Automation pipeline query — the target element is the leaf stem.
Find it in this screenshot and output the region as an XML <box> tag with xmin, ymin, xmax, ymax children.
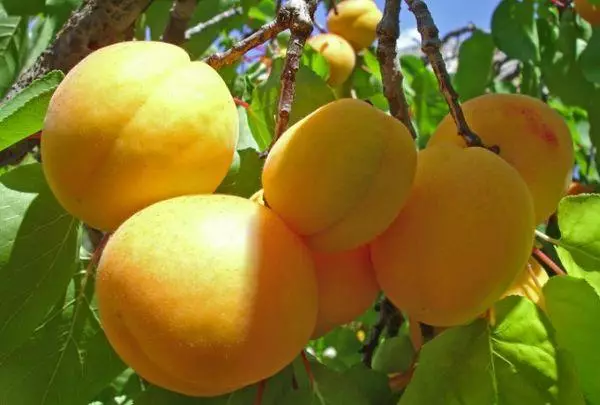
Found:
<box><xmin>532</xmin><ymin>248</ymin><xmax>567</xmax><ymax>276</ymax></box>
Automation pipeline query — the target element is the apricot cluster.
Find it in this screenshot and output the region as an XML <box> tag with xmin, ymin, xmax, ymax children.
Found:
<box><xmin>307</xmin><ymin>0</ymin><xmax>383</xmax><ymax>87</ymax></box>
<box><xmin>41</xmin><ymin>39</ymin><xmax>574</xmax><ymax>398</ymax></box>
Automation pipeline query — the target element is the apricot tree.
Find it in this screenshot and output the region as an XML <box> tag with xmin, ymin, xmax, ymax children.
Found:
<box><xmin>0</xmin><ymin>0</ymin><xmax>599</xmax><ymax>404</ymax></box>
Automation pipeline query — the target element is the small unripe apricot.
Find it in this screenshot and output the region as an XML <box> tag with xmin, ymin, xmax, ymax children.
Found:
<box><xmin>327</xmin><ymin>0</ymin><xmax>383</xmax><ymax>51</ymax></box>
<box><xmin>307</xmin><ymin>33</ymin><xmax>356</xmax><ymax>86</ymax></box>
<box><xmin>428</xmin><ymin>93</ymin><xmax>574</xmax><ymax>224</ymax></box>
<box><xmin>574</xmin><ymin>0</ymin><xmax>600</xmax><ymax>26</ymax></box>
<box><xmin>262</xmin><ymin>98</ymin><xmax>417</xmax><ymax>252</ymax></box>
<box><xmin>96</xmin><ymin>195</ymin><xmax>318</xmax><ymax>397</ymax></box>
<box><xmin>311</xmin><ymin>245</ymin><xmax>380</xmax><ymax>339</ymax></box>
<box><xmin>42</xmin><ymin>41</ymin><xmax>239</xmax><ymax>231</ymax></box>
<box><xmin>371</xmin><ymin>143</ymin><xmax>535</xmax><ymax>327</ymax></box>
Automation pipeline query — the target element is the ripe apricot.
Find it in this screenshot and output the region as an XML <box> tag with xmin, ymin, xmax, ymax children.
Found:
<box><xmin>428</xmin><ymin>93</ymin><xmax>574</xmax><ymax>224</ymax></box>
<box><xmin>311</xmin><ymin>245</ymin><xmax>380</xmax><ymax>338</ymax></box>
<box><xmin>327</xmin><ymin>0</ymin><xmax>383</xmax><ymax>51</ymax></box>
<box><xmin>42</xmin><ymin>41</ymin><xmax>238</xmax><ymax>231</ymax></box>
<box><xmin>95</xmin><ymin>194</ymin><xmax>318</xmax><ymax>397</ymax></box>
<box><xmin>307</xmin><ymin>33</ymin><xmax>356</xmax><ymax>86</ymax></box>
<box><xmin>262</xmin><ymin>98</ymin><xmax>417</xmax><ymax>252</ymax></box>
<box><xmin>371</xmin><ymin>143</ymin><xmax>535</xmax><ymax>327</ymax></box>
<box><xmin>574</xmin><ymin>0</ymin><xmax>600</xmax><ymax>26</ymax></box>
<box><xmin>501</xmin><ymin>257</ymin><xmax>549</xmax><ymax>310</ymax></box>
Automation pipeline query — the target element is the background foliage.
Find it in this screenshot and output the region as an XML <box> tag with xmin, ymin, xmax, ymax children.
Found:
<box><xmin>0</xmin><ymin>0</ymin><xmax>599</xmax><ymax>404</ymax></box>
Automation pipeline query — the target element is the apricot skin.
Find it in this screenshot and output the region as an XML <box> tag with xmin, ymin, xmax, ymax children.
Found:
<box><xmin>575</xmin><ymin>0</ymin><xmax>600</xmax><ymax>26</ymax></box>
<box><xmin>327</xmin><ymin>0</ymin><xmax>383</xmax><ymax>51</ymax></box>
<box><xmin>95</xmin><ymin>195</ymin><xmax>318</xmax><ymax>397</ymax></box>
<box><xmin>41</xmin><ymin>41</ymin><xmax>239</xmax><ymax>231</ymax></box>
<box><xmin>428</xmin><ymin>93</ymin><xmax>574</xmax><ymax>224</ymax></box>
<box><xmin>371</xmin><ymin>143</ymin><xmax>535</xmax><ymax>327</ymax></box>
<box><xmin>311</xmin><ymin>245</ymin><xmax>380</xmax><ymax>339</ymax></box>
<box><xmin>262</xmin><ymin>98</ymin><xmax>417</xmax><ymax>252</ymax></box>
<box><xmin>307</xmin><ymin>33</ymin><xmax>356</xmax><ymax>86</ymax></box>
<box><xmin>502</xmin><ymin>257</ymin><xmax>549</xmax><ymax>310</ymax></box>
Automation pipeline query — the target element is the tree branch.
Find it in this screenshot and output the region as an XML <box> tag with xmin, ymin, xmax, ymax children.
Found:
<box><xmin>404</xmin><ymin>0</ymin><xmax>485</xmax><ymax>148</ymax></box>
<box><xmin>3</xmin><ymin>0</ymin><xmax>153</xmax><ymax>103</ymax></box>
<box><xmin>185</xmin><ymin>7</ymin><xmax>242</xmax><ymax>39</ymax></box>
<box><xmin>162</xmin><ymin>0</ymin><xmax>197</xmax><ymax>45</ymax></box>
<box><xmin>204</xmin><ymin>18</ymin><xmax>288</xmax><ymax>69</ymax></box>
<box><xmin>271</xmin><ymin>0</ymin><xmax>317</xmax><ymax>147</ymax></box>
<box><xmin>360</xmin><ymin>297</ymin><xmax>403</xmax><ymax>367</ymax></box>
<box><xmin>376</xmin><ymin>0</ymin><xmax>417</xmax><ymax>139</ymax></box>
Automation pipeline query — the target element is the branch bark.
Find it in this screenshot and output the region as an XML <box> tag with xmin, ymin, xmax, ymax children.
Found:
<box><xmin>360</xmin><ymin>297</ymin><xmax>403</xmax><ymax>367</ymax></box>
<box><xmin>405</xmin><ymin>0</ymin><xmax>484</xmax><ymax>148</ymax></box>
<box><xmin>3</xmin><ymin>0</ymin><xmax>153</xmax><ymax>103</ymax></box>
<box><xmin>376</xmin><ymin>0</ymin><xmax>417</xmax><ymax>139</ymax></box>
<box><xmin>185</xmin><ymin>7</ymin><xmax>243</xmax><ymax>39</ymax></box>
<box><xmin>162</xmin><ymin>0</ymin><xmax>198</xmax><ymax>45</ymax></box>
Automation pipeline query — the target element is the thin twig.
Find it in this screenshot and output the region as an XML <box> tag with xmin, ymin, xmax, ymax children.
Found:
<box><xmin>185</xmin><ymin>7</ymin><xmax>243</xmax><ymax>39</ymax></box>
<box><xmin>3</xmin><ymin>0</ymin><xmax>153</xmax><ymax>103</ymax></box>
<box><xmin>360</xmin><ymin>297</ymin><xmax>403</xmax><ymax>367</ymax></box>
<box><xmin>162</xmin><ymin>0</ymin><xmax>197</xmax><ymax>45</ymax></box>
<box><xmin>204</xmin><ymin>18</ymin><xmax>288</xmax><ymax>69</ymax></box>
<box><xmin>405</xmin><ymin>0</ymin><xmax>485</xmax><ymax>149</ymax></box>
<box><xmin>376</xmin><ymin>0</ymin><xmax>417</xmax><ymax>139</ymax></box>
<box><xmin>532</xmin><ymin>248</ymin><xmax>567</xmax><ymax>276</ymax></box>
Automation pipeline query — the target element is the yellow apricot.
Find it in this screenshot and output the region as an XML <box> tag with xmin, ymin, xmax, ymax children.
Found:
<box><xmin>575</xmin><ymin>0</ymin><xmax>600</xmax><ymax>25</ymax></box>
<box><xmin>502</xmin><ymin>257</ymin><xmax>549</xmax><ymax>310</ymax></box>
<box><xmin>262</xmin><ymin>98</ymin><xmax>417</xmax><ymax>252</ymax></box>
<box><xmin>41</xmin><ymin>41</ymin><xmax>238</xmax><ymax>231</ymax></box>
<box><xmin>371</xmin><ymin>143</ymin><xmax>535</xmax><ymax>327</ymax></box>
<box><xmin>311</xmin><ymin>245</ymin><xmax>380</xmax><ymax>339</ymax></box>
<box><xmin>428</xmin><ymin>93</ymin><xmax>574</xmax><ymax>224</ymax></box>
<box><xmin>307</xmin><ymin>33</ymin><xmax>356</xmax><ymax>86</ymax></box>
<box><xmin>95</xmin><ymin>194</ymin><xmax>318</xmax><ymax>397</ymax></box>
<box><xmin>327</xmin><ymin>0</ymin><xmax>383</xmax><ymax>51</ymax></box>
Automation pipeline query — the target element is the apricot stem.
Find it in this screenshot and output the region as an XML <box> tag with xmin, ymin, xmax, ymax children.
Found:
<box><xmin>301</xmin><ymin>351</ymin><xmax>314</xmax><ymax>385</ymax></box>
<box><xmin>532</xmin><ymin>248</ymin><xmax>567</xmax><ymax>276</ymax></box>
<box><xmin>376</xmin><ymin>0</ymin><xmax>417</xmax><ymax>139</ymax></box>
<box><xmin>253</xmin><ymin>380</ymin><xmax>266</xmax><ymax>405</ymax></box>
<box><xmin>534</xmin><ymin>229</ymin><xmax>564</xmax><ymax>248</ymax></box>
<box><xmin>405</xmin><ymin>0</ymin><xmax>489</xmax><ymax>149</ymax></box>
<box><xmin>408</xmin><ymin>316</ymin><xmax>423</xmax><ymax>351</ymax></box>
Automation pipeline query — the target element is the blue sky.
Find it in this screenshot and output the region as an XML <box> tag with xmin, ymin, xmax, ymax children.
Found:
<box><xmin>314</xmin><ymin>0</ymin><xmax>501</xmax><ymax>39</ymax></box>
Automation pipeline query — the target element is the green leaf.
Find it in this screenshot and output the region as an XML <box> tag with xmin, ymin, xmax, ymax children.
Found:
<box><xmin>247</xmin><ymin>58</ymin><xmax>336</xmax><ymax>151</ymax></box>
<box><xmin>399</xmin><ymin>296</ymin><xmax>584</xmax><ymax>405</ymax></box>
<box><xmin>520</xmin><ymin>61</ymin><xmax>541</xmax><ymax>98</ymax></box>
<box><xmin>372</xmin><ymin>334</ymin><xmax>414</xmax><ymax>374</ymax></box>
<box><xmin>342</xmin><ymin>365</ymin><xmax>394</xmax><ymax>405</ymax></box>
<box><xmin>544</xmin><ymin>276</ymin><xmax>600</xmax><ymax>405</ymax></box>
<box><xmin>2</xmin><ymin>0</ymin><xmax>45</xmax><ymax>16</ymax></box>
<box><xmin>588</xmin><ymin>90</ymin><xmax>600</xmax><ymax>169</ymax></box>
<box><xmin>0</xmin><ymin>16</ymin><xmax>25</xmax><ymax>98</ymax></box>
<box><xmin>0</xmin><ymin>163</ymin><xmax>79</xmax><ymax>359</ymax></box>
<box><xmin>580</xmin><ymin>27</ymin><xmax>600</xmax><ymax>84</ymax></box>
<box><xmin>557</xmin><ymin>195</ymin><xmax>600</xmax><ymax>272</ymax></box>
<box><xmin>135</xmin><ymin>383</ymin><xmax>259</xmax><ymax>404</ymax></box>
<box><xmin>0</xmin><ymin>70</ymin><xmax>64</xmax><ymax>151</ymax></box>
<box><xmin>311</xmin><ymin>362</ymin><xmax>370</xmax><ymax>405</ymax></box>
<box><xmin>453</xmin><ymin>30</ymin><xmax>495</xmax><ymax>101</ymax></box>
<box><xmin>20</xmin><ymin>16</ymin><xmax>56</xmax><ymax>72</ymax></box>
<box><xmin>278</xmin><ymin>387</ymin><xmax>319</xmax><ymax>404</ymax></box>
<box><xmin>302</xmin><ymin>45</ymin><xmax>330</xmax><ymax>82</ymax></box>
<box><xmin>491</xmin><ymin>0</ymin><xmax>539</xmax><ymax>63</ymax></box>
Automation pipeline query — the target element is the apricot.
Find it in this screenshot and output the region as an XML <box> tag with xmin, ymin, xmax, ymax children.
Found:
<box><xmin>307</xmin><ymin>33</ymin><xmax>356</xmax><ymax>86</ymax></box>
<box><xmin>95</xmin><ymin>194</ymin><xmax>318</xmax><ymax>397</ymax></box>
<box><xmin>428</xmin><ymin>93</ymin><xmax>574</xmax><ymax>224</ymax></box>
<box><xmin>327</xmin><ymin>0</ymin><xmax>383</xmax><ymax>51</ymax></box>
<box><xmin>41</xmin><ymin>41</ymin><xmax>239</xmax><ymax>231</ymax></box>
<box><xmin>371</xmin><ymin>143</ymin><xmax>535</xmax><ymax>327</ymax></box>
<box><xmin>262</xmin><ymin>98</ymin><xmax>417</xmax><ymax>252</ymax></box>
<box><xmin>574</xmin><ymin>0</ymin><xmax>600</xmax><ymax>26</ymax></box>
<box><xmin>501</xmin><ymin>257</ymin><xmax>549</xmax><ymax>310</ymax></box>
<box><xmin>311</xmin><ymin>245</ymin><xmax>380</xmax><ymax>338</ymax></box>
